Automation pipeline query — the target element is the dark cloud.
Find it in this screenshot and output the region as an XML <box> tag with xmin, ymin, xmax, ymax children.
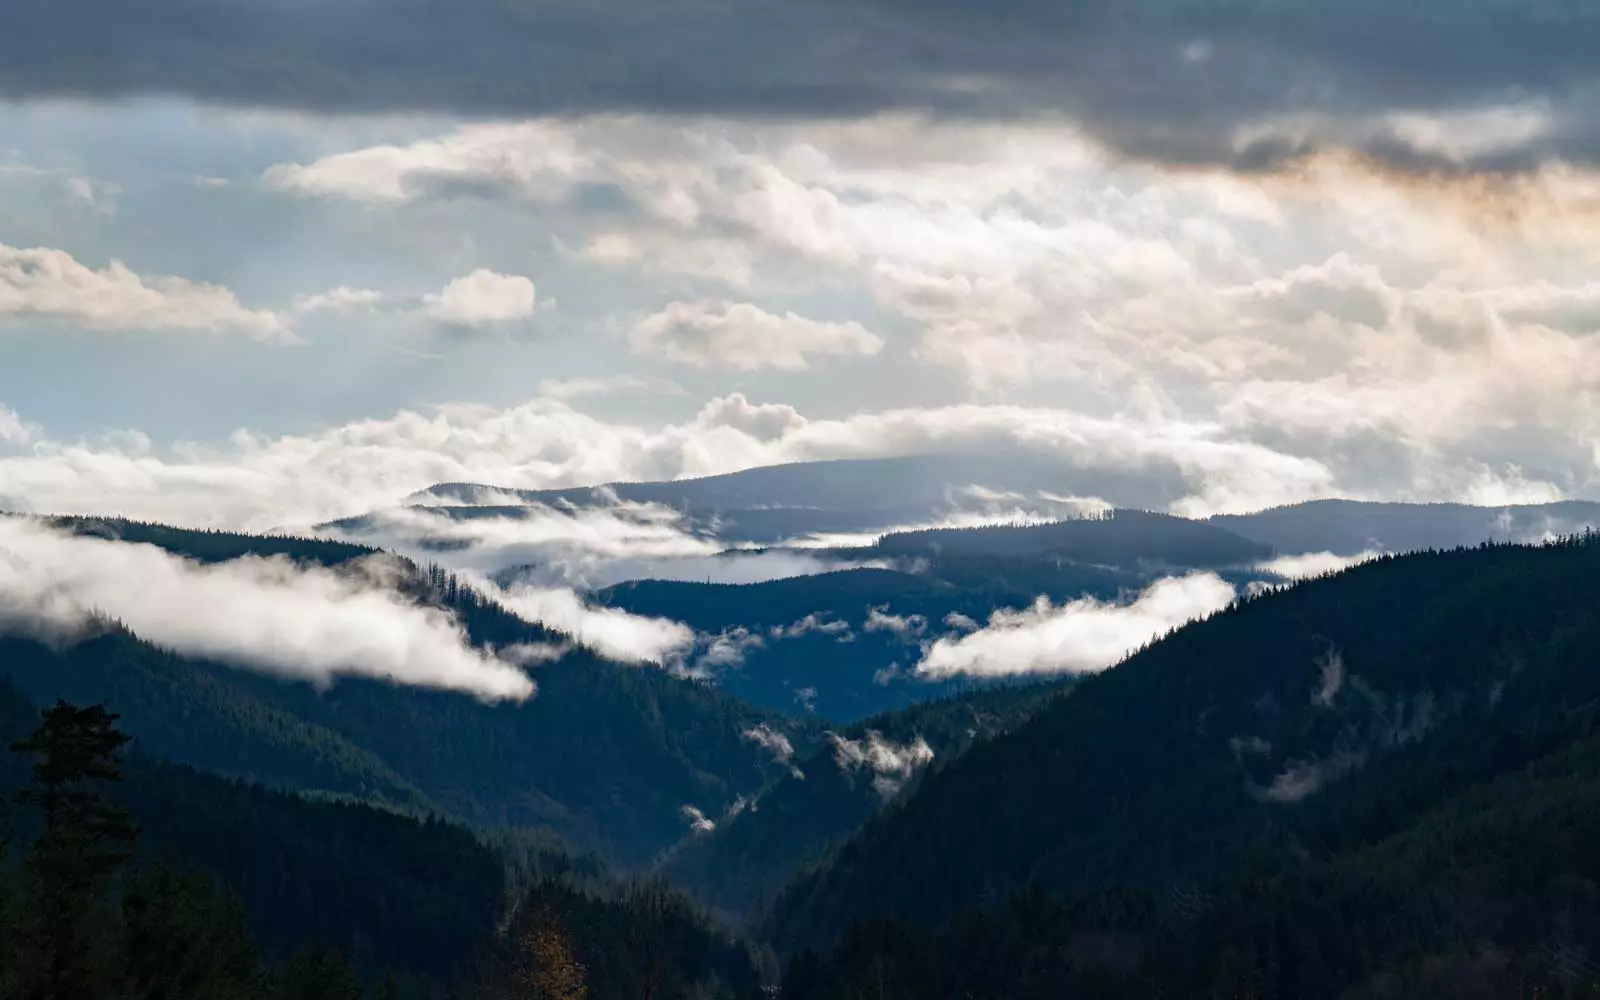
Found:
<box><xmin>5</xmin><ymin>0</ymin><xmax>1600</xmax><ymax>171</ymax></box>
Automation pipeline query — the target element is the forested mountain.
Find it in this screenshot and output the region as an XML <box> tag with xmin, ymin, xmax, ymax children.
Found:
<box><xmin>767</xmin><ymin>536</ymin><xmax>1600</xmax><ymax>961</ymax></box>
<box><xmin>0</xmin><ymin>684</ymin><xmax>768</xmax><ymax>999</ymax></box>
<box><xmin>872</xmin><ymin>510</ymin><xmax>1272</xmax><ymax>567</ymax></box>
<box><xmin>1212</xmin><ymin>498</ymin><xmax>1600</xmax><ymax>556</ymax></box>
<box><xmin>0</xmin><ymin>519</ymin><xmax>802</xmax><ymax>866</ymax></box>
<box><xmin>594</xmin><ymin>564</ymin><xmax>1136</xmax><ymax>719</ymax></box>
<box><xmin>663</xmin><ymin>682</ymin><xmax>1067</xmax><ymax>923</ymax></box>
<box><xmin>410</xmin><ymin>451</ymin><xmax>1194</xmax><ymax>544</ymax></box>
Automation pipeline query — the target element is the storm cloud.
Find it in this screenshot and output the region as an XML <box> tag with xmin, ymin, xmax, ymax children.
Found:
<box><xmin>4</xmin><ymin>1</ymin><xmax>1600</xmax><ymax>173</ymax></box>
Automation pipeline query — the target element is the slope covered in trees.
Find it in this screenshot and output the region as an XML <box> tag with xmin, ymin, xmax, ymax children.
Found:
<box><xmin>663</xmin><ymin>682</ymin><xmax>1067</xmax><ymax>922</ymax></box>
<box><xmin>0</xmin><ymin>521</ymin><xmax>800</xmax><ymax>866</ymax></box>
<box><xmin>1211</xmin><ymin>498</ymin><xmax>1600</xmax><ymax>556</ymax></box>
<box><xmin>767</xmin><ymin>536</ymin><xmax>1600</xmax><ymax>955</ymax></box>
<box><xmin>874</xmin><ymin>510</ymin><xmax>1272</xmax><ymax>567</ymax></box>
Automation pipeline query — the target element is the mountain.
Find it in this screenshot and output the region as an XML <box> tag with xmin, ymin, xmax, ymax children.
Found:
<box><xmin>592</xmin><ymin>563</ymin><xmax>1137</xmax><ymax>720</ymax></box>
<box><xmin>661</xmin><ymin>682</ymin><xmax>1067</xmax><ymax>923</ymax></box>
<box><xmin>0</xmin><ymin>518</ymin><xmax>806</xmax><ymax>867</ymax></box>
<box><xmin>765</xmin><ymin>535</ymin><xmax>1600</xmax><ymax>953</ymax></box>
<box><xmin>872</xmin><ymin>509</ymin><xmax>1272</xmax><ymax>567</ymax></box>
<box><xmin>408</xmin><ymin>451</ymin><xmax>1197</xmax><ymax>545</ymax></box>
<box><xmin>0</xmin><ymin>677</ymin><xmax>504</xmax><ymax>983</ymax></box>
<box><xmin>592</xmin><ymin>514</ymin><xmax>1272</xmax><ymax>720</ymax></box>
<box><xmin>1212</xmin><ymin>498</ymin><xmax>1600</xmax><ymax>556</ymax></box>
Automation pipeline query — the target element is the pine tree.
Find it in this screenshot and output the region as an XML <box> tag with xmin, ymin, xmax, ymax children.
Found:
<box><xmin>10</xmin><ymin>700</ymin><xmax>137</xmax><ymax>1000</ymax></box>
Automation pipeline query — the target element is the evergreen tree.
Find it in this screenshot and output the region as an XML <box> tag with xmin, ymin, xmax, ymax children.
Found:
<box><xmin>9</xmin><ymin>700</ymin><xmax>137</xmax><ymax>1000</ymax></box>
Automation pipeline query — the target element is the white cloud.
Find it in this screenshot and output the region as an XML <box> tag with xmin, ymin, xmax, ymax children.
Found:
<box><xmin>1259</xmin><ymin>550</ymin><xmax>1384</xmax><ymax>580</ymax></box>
<box><xmin>630</xmin><ymin>299</ymin><xmax>883</xmax><ymax>370</ymax></box>
<box><xmin>916</xmin><ymin>573</ymin><xmax>1237</xmax><ymax>679</ymax></box>
<box><xmin>0</xmin><ymin>406</ymin><xmax>34</xmax><ymax>447</ymax></box>
<box><xmin>293</xmin><ymin>286</ymin><xmax>384</xmax><ymax>314</ymax></box>
<box><xmin>697</xmin><ymin>626</ymin><xmax>766</xmax><ymax>670</ymax></box>
<box><xmin>0</xmin><ymin>244</ymin><xmax>290</xmax><ymax>340</ymax></box>
<box><xmin>474</xmin><ymin>577</ymin><xmax>694</xmax><ymax>666</ymax></box>
<box><xmin>680</xmin><ymin>804</ymin><xmax>716</xmax><ymax>834</ymax></box>
<box><xmin>863</xmin><ymin>607</ymin><xmax>928</xmax><ymax>639</ymax></box>
<box><xmin>424</xmin><ymin>269</ymin><xmax>536</xmax><ymax>326</ymax></box>
<box><xmin>742</xmin><ymin>723</ymin><xmax>802</xmax><ymax>777</ymax></box>
<box><xmin>537</xmin><ymin>375</ymin><xmax>685</xmax><ymax>400</ymax></box>
<box><xmin>0</xmin><ymin>518</ymin><xmax>533</xmax><ymax>701</ymax></box>
<box><xmin>827</xmin><ymin>730</ymin><xmax>935</xmax><ymax>798</ymax></box>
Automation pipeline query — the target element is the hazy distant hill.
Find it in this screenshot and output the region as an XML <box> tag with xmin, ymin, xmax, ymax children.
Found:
<box><xmin>1212</xmin><ymin>498</ymin><xmax>1600</xmax><ymax>555</ymax></box>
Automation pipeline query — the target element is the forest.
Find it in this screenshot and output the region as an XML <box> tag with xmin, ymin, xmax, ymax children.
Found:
<box><xmin>5</xmin><ymin>516</ymin><xmax>1600</xmax><ymax>997</ymax></box>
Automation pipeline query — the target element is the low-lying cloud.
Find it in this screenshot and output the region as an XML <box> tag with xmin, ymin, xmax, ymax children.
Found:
<box><xmin>1260</xmin><ymin>550</ymin><xmax>1384</xmax><ymax>581</ymax></box>
<box><xmin>828</xmin><ymin>730</ymin><xmax>936</xmax><ymax>799</ymax></box>
<box><xmin>473</xmin><ymin>576</ymin><xmax>694</xmax><ymax>666</ymax></box>
<box><xmin>916</xmin><ymin>573</ymin><xmax>1237</xmax><ymax>679</ymax></box>
<box><xmin>0</xmin><ymin>518</ymin><xmax>534</xmax><ymax>701</ymax></box>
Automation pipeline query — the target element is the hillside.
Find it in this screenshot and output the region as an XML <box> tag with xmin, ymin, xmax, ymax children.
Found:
<box><xmin>662</xmin><ymin>682</ymin><xmax>1067</xmax><ymax>923</ymax></box>
<box><xmin>594</xmin><ymin>564</ymin><xmax>1142</xmax><ymax>719</ymax></box>
<box><xmin>0</xmin><ymin>519</ymin><xmax>804</xmax><ymax>867</ymax></box>
<box><xmin>874</xmin><ymin>510</ymin><xmax>1272</xmax><ymax>566</ymax></box>
<box><xmin>766</xmin><ymin>536</ymin><xmax>1600</xmax><ymax>952</ymax></box>
<box><xmin>1212</xmin><ymin>498</ymin><xmax>1600</xmax><ymax>556</ymax></box>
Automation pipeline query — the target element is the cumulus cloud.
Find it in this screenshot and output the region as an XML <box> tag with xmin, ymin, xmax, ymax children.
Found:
<box><xmin>424</xmin><ymin>269</ymin><xmax>536</xmax><ymax>327</ymax></box>
<box><xmin>916</xmin><ymin>573</ymin><xmax>1237</xmax><ymax>679</ymax></box>
<box><xmin>0</xmin><ymin>244</ymin><xmax>290</xmax><ymax>340</ymax></box>
<box><xmin>0</xmin><ymin>518</ymin><xmax>533</xmax><ymax>701</ymax></box>
<box><xmin>474</xmin><ymin>578</ymin><xmax>694</xmax><ymax>666</ymax></box>
<box><xmin>828</xmin><ymin>730</ymin><xmax>935</xmax><ymax>798</ymax></box>
<box><xmin>630</xmin><ymin>299</ymin><xmax>883</xmax><ymax>371</ymax></box>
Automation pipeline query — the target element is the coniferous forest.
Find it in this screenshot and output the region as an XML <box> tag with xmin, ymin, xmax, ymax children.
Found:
<box><xmin>5</xmin><ymin>514</ymin><xmax>1600</xmax><ymax>997</ymax></box>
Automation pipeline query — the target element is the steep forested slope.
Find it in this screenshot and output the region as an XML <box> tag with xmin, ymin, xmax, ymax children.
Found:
<box><xmin>663</xmin><ymin>682</ymin><xmax>1067</xmax><ymax>921</ymax></box>
<box><xmin>768</xmin><ymin>536</ymin><xmax>1600</xmax><ymax>951</ymax></box>
<box><xmin>0</xmin><ymin>520</ymin><xmax>800</xmax><ymax>866</ymax></box>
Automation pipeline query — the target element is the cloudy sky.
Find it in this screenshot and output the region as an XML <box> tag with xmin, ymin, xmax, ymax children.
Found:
<box><xmin>4</xmin><ymin>0</ymin><xmax>1600</xmax><ymax>531</ymax></box>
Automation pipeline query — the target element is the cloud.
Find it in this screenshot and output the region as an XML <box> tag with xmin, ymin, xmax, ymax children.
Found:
<box><xmin>424</xmin><ymin>269</ymin><xmax>537</xmax><ymax>327</ymax></box>
<box><xmin>630</xmin><ymin>299</ymin><xmax>883</xmax><ymax>371</ymax></box>
<box><xmin>863</xmin><ymin>607</ymin><xmax>927</xmax><ymax>639</ymax></box>
<box><xmin>1311</xmin><ymin>648</ymin><xmax>1345</xmax><ymax>708</ymax></box>
<box><xmin>0</xmin><ymin>244</ymin><xmax>290</xmax><ymax>340</ymax></box>
<box><xmin>0</xmin><ymin>517</ymin><xmax>533</xmax><ymax>701</ymax></box>
<box><xmin>916</xmin><ymin>573</ymin><xmax>1236</xmax><ymax>679</ymax></box>
<box><xmin>680</xmin><ymin>804</ymin><xmax>716</xmax><ymax>834</ymax></box>
<box><xmin>743</xmin><ymin>723</ymin><xmax>802</xmax><ymax>777</ymax></box>
<box><xmin>13</xmin><ymin>0</ymin><xmax>1600</xmax><ymax>176</ymax></box>
<box><xmin>696</xmin><ymin>626</ymin><xmax>766</xmax><ymax>670</ymax></box>
<box><xmin>1259</xmin><ymin>550</ymin><xmax>1385</xmax><ymax>581</ymax></box>
<box><xmin>321</xmin><ymin>501</ymin><xmax>719</xmax><ymax>584</ymax></box>
<box><xmin>827</xmin><ymin>730</ymin><xmax>935</xmax><ymax>798</ymax></box>
<box><xmin>770</xmin><ymin>613</ymin><xmax>853</xmax><ymax>641</ymax></box>
<box><xmin>474</xmin><ymin>577</ymin><xmax>694</xmax><ymax>666</ymax></box>
<box><xmin>537</xmin><ymin>375</ymin><xmax>685</xmax><ymax>400</ymax></box>
<box><xmin>293</xmin><ymin>286</ymin><xmax>384</xmax><ymax>314</ymax></box>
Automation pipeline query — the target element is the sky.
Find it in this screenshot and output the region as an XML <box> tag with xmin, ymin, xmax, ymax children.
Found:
<box><xmin>4</xmin><ymin>0</ymin><xmax>1600</xmax><ymax>534</ymax></box>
